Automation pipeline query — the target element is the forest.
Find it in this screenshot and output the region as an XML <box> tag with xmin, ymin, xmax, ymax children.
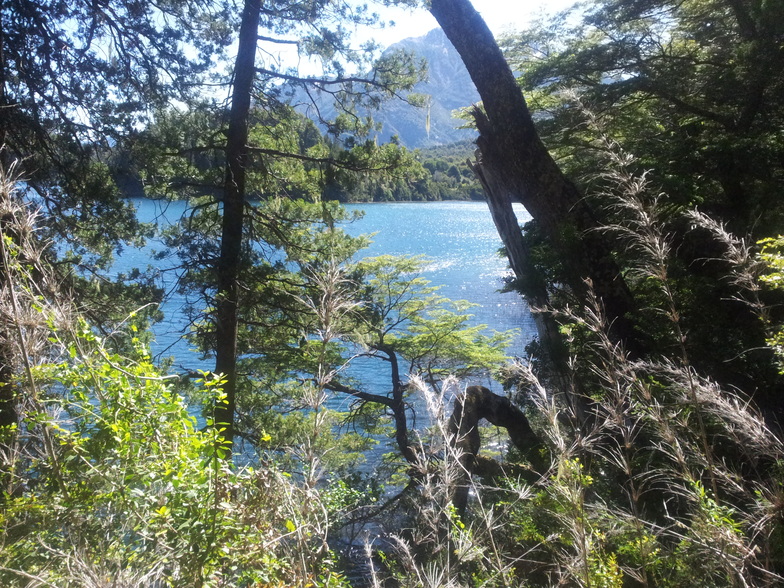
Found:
<box><xmin>1</xmin><ymin>0</ymin><xmax>784</xmax><ymax>586</ymax></box>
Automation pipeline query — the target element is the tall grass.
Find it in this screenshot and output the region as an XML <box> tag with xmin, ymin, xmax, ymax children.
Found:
<box><xmin>365</xmin><ymin>106</ymin><xmax>784</xmax><ymax>586</ymax></box>
<box><xmin>2</xmin><ymin>139</ymin><xmax>782</xmax><ymax>585</ymax></box>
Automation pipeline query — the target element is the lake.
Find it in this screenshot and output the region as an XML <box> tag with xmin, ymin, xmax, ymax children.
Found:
<box><xmin>114</xmin><ymin>199</ymin><xmax>536</xmax><ymax>384</ymax></box>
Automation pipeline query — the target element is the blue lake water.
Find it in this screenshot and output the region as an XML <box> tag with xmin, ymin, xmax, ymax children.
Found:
<box><xmin>114</xmin><ymin>199</ymin><xmax>536</xmax><ymax>384</ymax></box>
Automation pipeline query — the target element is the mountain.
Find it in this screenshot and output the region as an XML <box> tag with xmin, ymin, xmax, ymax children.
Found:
<box><xmin>373</xmin><ymin>28</ymin><xmax>480</xmax><ymax>148</ymax></box>
<box><xmin>290</xmin><ymin>28</ymin><xmax>479</xmax><ymax>149</ymax></box>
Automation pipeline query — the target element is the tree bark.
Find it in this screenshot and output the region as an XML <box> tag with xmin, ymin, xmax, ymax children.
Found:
<box><xmin>214</xmin><ymin>0</ymin><xmax>261</xmax><ymax>450</ymax></box>
<box><xmin>430</xmin><ymin>0</ymin><xmax>638</xmax><ymax>350</ymax></box>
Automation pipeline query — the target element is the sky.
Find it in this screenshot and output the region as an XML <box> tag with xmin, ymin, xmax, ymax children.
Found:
<box><xmin>262</xmin><ymin>0</ymin><xmax>577</xmax><ymax>76</ymax></box>
<box><xmin>353</xmin><ymin>0</ymin><xmax>577</xmax><ymax>47</ymax></box>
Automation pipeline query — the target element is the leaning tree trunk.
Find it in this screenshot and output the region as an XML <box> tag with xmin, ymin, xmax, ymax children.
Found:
<box><xmin>468</xmin><ymin>151</ymin><xmax>565</xmax><ymax>366</ymax></box>
<box><xmin>430</xmin><ymin>0</ymin><xmax>638</xmax><ymax>351</ymax></box>
<box><xmin>213</xmin><ymin>0</ymin><xmax>261</xmax><ymax>450</ymax></box>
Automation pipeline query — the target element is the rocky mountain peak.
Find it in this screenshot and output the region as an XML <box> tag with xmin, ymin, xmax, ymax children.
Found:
<box><xmin>377</xmin><ymin>28</ymin><xmax>480</xmax><ymax>147</ymax></box>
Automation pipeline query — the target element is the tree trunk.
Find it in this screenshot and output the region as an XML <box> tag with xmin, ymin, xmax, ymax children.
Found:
<box><xmin>430</xmin><ymin>0</ymin><xmax>638</xmax><ymax>350</ymax></box>
<box><xmin>214</xmin><ymin>0</ymin><xmax>261</xmax><ymax>450</ymax></box>
<box><xmin>468</xmin><ymin>149</ymin><xmax>564</xmax><ymax>364</ymax></box>
<box><xmin>449</xmin><ymin>385</ymin><xmax>545</xmax><ymax>514</ymax></box>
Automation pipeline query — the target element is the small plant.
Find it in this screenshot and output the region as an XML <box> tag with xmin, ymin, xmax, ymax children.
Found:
<box><xmin>758</xmin><ymin>236</ymin><xmax>784</xmax><ymax>370</ymax></box>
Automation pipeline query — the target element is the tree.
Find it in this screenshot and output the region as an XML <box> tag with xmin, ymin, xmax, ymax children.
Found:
<box><xmin>0</xmin><ymin>0</ymin><xmax>228</xmax><ymax>261</ymax></box>
<box><xmin>500</xmin><ymin>0</ymin><xmax>784</xmax><ymax>414</ymax></box>
<box><xmin>164</xmin><ymin>0</ymin><xmax>427</xmax><ymax>450</ymax></box>
<box><xmin>212</xmin><ymin>0</ymin><xmax>261</xmax><ymax>447</ymax></box>
<box><xmin>428</xmin><ymin>0</ymin><xmax>639</xmax><ymax>356</ymax></box>
<box><xmin>502</xmin><ymin>0</ymin><xmax>784</xmax><ymax>237</ymax></box>
<box><xmin>326</xmin><ymin>254</ymin><xmax>515</xmax><ymax>464</ymax></box>
<box><xmin>232</xmin><ymin>250</ymin><xmax>521</xmax><ymax>485</ymax></box>
<box><xmin>0</xmin><ymin>1</ymin><xmax>239</xmax><ymax>410</ymax></box>
<box><xmin>0</xmin><ymin>167</ymin><xmax>352</xmax><ymax>585</ymax></box>
<box><xmin>109</xmin><ymin>0</ymin><xmax>427</xmax><ymax>450</ymax></box>
<box><xmin>427</xmin><ymin>0</ymin><xmax>784</xmax><ymax>417</ymax></box>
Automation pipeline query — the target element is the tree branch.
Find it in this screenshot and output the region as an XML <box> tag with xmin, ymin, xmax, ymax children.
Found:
<box><xmin>449</xmin><ymin>385</ymin><xmax>546</xmax><ymax>514</ymax></box>
<box><xmin>325</xmin><ymin>380</ymin><xmax>394</xmax><ymax>409</ymax></box>
<box><xmin>244</xmin><ymin>146</ymin><xmax>397</xmax><ymax>172</ymax></box>
<box><xmin>256</xmin><ymin>67</ymin><xmax>386</xmax><ymax>89</ymax></box>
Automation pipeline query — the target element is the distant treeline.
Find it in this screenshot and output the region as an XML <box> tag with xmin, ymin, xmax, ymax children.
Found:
<box><xmin>112</xmin><ymin>108</ymin><xmax>484</xmax><ymax>203</ymax></box>
<box><xmin>323</xmin><ymin>138</ymin><xmax>485</xmax><ymax>203</ymax></box>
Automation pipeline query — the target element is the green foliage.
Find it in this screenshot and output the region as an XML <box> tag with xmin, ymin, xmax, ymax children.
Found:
<box><xmin>499</xmin><ymin>51</ymin><xmax>783</xmax><ymax>409</ymax></box>
<box><xmin>500</xmin><ymin>0</ymin><xmax>784</xmax><ymax>398</ymax></box>
<box><xmin>362</xmin><ymin>43</ymin><xmax>784</xmax><ymax>580</ymax></box>
<box><xmin>1</xmin><ymin>0</ymin><xmax>229</xmax><ymax>264</ymax></box>
<box><xmin>351</xmin><ymin>254</ymin><xmax>514</xmax><ymax>385</ymax></box>
<box><xmin>503</xmin><ymin>0</ymin><xmax>784</xmax><ymax>234</ymax></box>
<box><xmin>412</xmin><ymin>140</ymin><xmax>484</xmax><ymax>202</ymax></box>
<box><xmin>230</xmin><ymin>248</ymin><xmax>513</xmax><ymax>471</ymax></box>
<box><xmin>9</xmin><ymin>1</ymin><xmax>784</xmax><ymax>586</ymax></box>
<box><xmin>321</xmin><ymin>139</ymin><xmax>484</xmax><ymax>203</ymax></box>
<box><xmin>0</xmin><ymin>170</ymin><xmax>358</xmax><ymax>585</ymax></box>
<box><xmin>0</xmin><ymin>326</ymin><xmax>351</xmax><ymax>586</ymax></box>
<box><xmin>759</xmin><ymin>236</ymin><xmax>784</xmax><ymax>370</ymax></box>
<box><xmin>481</xmin><ymin>167</ymin><xmax>784</xmax><ymax>587</ymax></box>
